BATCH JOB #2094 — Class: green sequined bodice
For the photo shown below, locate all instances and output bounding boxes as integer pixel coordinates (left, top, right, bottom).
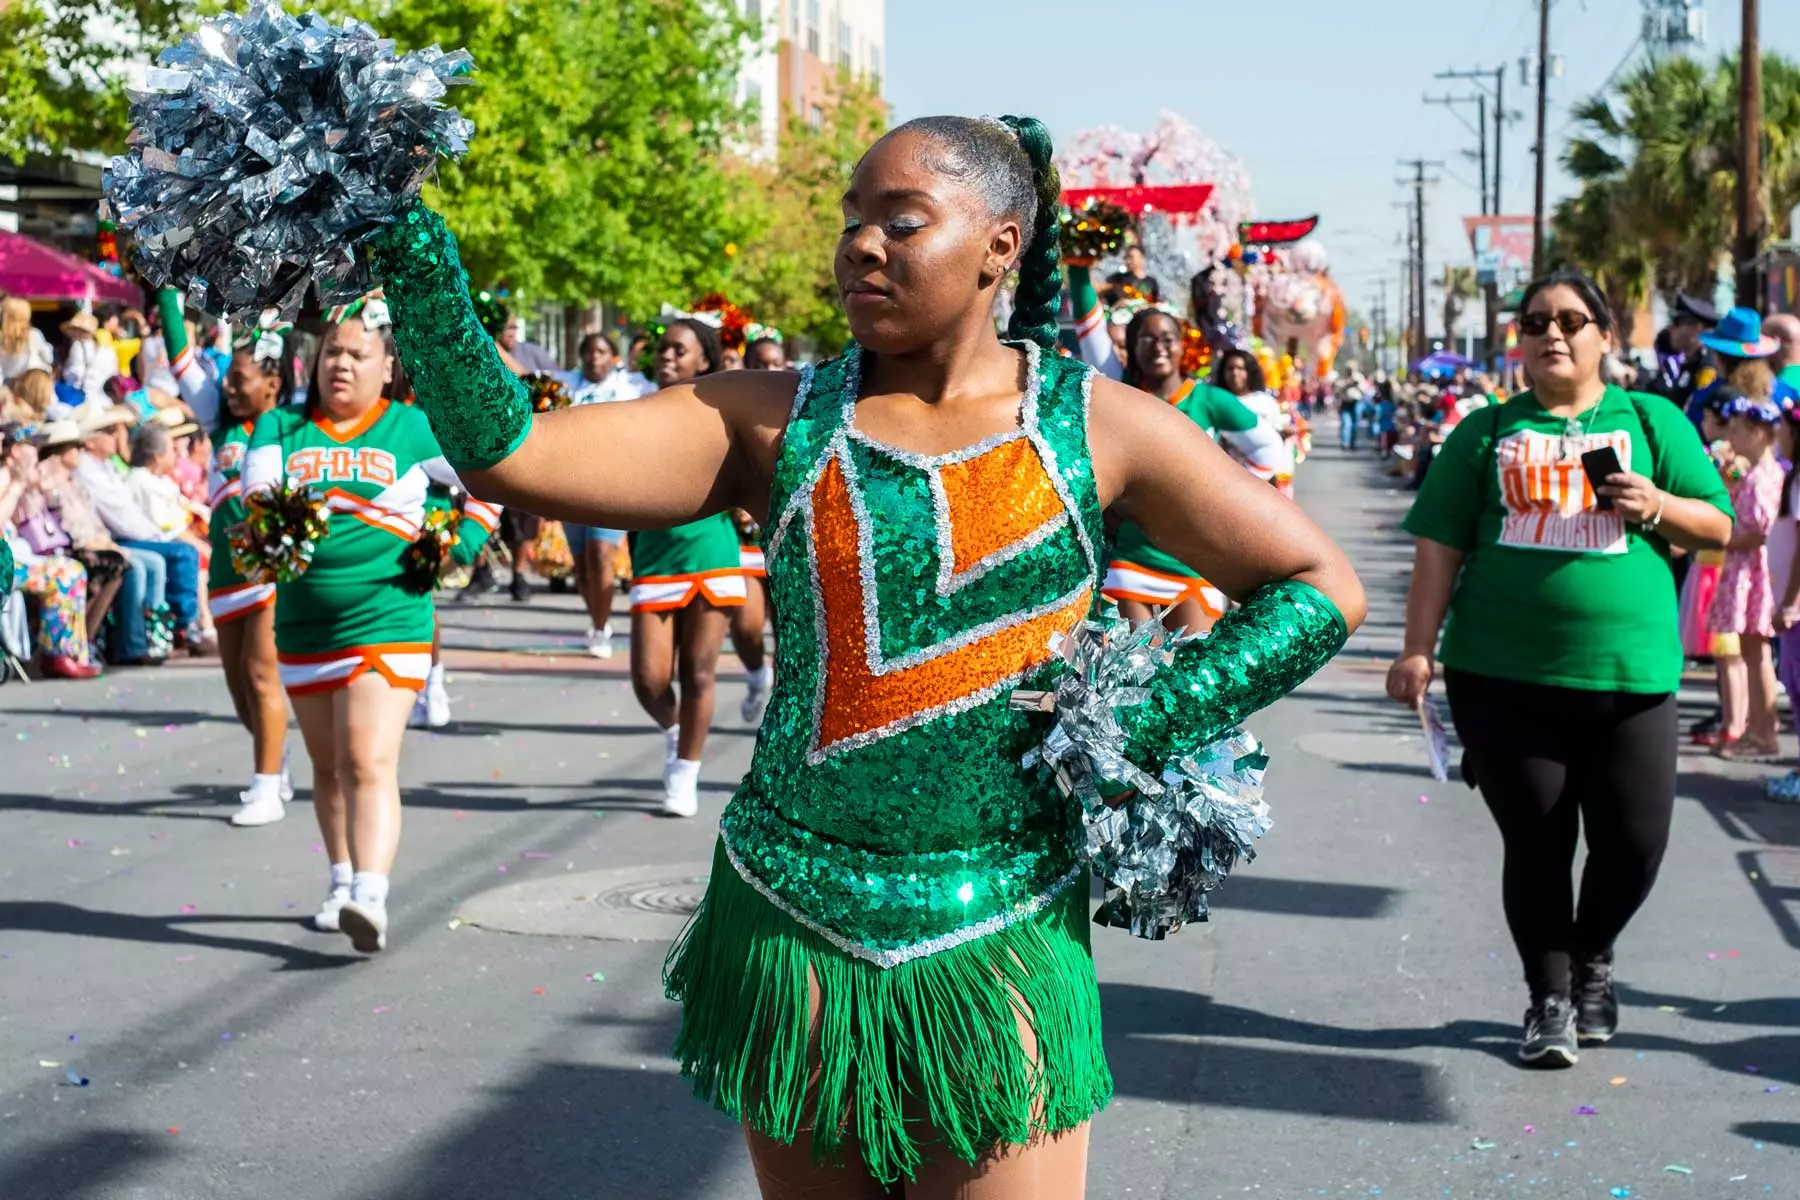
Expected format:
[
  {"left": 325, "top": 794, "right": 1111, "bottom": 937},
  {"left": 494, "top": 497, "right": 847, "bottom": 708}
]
[{"left": 719, "top": 343, "right": 1105, "bottom": 966}]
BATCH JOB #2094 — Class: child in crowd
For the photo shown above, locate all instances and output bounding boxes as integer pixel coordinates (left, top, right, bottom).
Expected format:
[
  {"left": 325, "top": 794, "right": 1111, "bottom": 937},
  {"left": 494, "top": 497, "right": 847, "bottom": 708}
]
[
  {"left": 1684, "top": 391, "right": 1739, "bottom": 743},
  {"left": 1707, "top": 370, "right": 1784, "bottom": 760},
  {"left": 1769, "top": 399, "right": 1800, "bottom": 798}
]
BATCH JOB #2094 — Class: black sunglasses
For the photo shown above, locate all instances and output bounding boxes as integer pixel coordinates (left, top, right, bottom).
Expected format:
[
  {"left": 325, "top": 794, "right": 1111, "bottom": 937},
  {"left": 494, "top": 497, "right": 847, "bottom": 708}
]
[{"left": 1520, "top": 310, "right": 1597, "bottom": 338}]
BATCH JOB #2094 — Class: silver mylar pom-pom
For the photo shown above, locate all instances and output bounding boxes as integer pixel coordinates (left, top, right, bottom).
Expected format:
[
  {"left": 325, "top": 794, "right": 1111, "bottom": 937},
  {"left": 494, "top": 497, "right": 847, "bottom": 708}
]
[
  {"left": 1012, "top": 610, "right": 1272, "bottom": 940},
  {"left": 104, "top": 0, "right": 474, "bottom": 321}
]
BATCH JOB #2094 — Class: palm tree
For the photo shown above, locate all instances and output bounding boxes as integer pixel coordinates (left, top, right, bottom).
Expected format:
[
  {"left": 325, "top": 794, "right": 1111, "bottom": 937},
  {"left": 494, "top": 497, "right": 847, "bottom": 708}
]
[
  {"left": 1557, "top": 52, "right": 1800, "bottom": 307},
  {"left": 1441, "top": 265, "right": 1478, "bottom": 344}
]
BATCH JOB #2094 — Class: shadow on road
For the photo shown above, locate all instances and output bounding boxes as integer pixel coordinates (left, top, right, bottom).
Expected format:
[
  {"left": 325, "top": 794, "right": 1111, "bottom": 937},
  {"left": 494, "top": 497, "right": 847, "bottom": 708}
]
[
  {"left": 407, "top": 780, "right": 736, "bottom": 816},
  {"left": 363, "top": 1015, "right": 742, "bottom": 1200},
  {"left": 0, "top": 1129, "right": 178, "bottom": 1200},
  {"left": 0, "top": 901, "right": 363, "bottom": 971},
  {"left": 1209, "top": 874, "right": 1402, "bottom": 919},
  {"left": 0, "top": 787, "right": 235, "bottom": 822},
  {"left": 1101, "top": 983, "right": 1465, "bottom": 1122}
]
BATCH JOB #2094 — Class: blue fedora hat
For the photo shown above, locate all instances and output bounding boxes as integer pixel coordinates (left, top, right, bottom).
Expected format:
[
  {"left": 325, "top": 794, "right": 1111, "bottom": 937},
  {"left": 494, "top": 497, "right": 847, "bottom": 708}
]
[{"left": 1699, "top": 306, "right": 1779, "bottom": 359}]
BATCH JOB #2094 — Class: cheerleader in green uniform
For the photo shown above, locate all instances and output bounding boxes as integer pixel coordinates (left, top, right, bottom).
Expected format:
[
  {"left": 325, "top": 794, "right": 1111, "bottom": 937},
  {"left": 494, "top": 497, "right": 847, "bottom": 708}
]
[
  {"left": 242, "top": 302, "right": 491, "bottom": 952},
  {"left": 375, "top": 115, "right": 1364, "bottom": 1195},
  {"left": 629, "top": 318, "right": 747, "bottom": 818},
  {"left": 209, "top": 320, "right": 301, "bottom": 827}
]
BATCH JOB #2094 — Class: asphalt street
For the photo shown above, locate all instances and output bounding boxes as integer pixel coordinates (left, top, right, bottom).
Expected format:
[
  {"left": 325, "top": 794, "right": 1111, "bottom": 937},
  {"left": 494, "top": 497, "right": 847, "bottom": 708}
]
[{"left": 1, "top": 444, "right": 1797, "bottom": 1200}]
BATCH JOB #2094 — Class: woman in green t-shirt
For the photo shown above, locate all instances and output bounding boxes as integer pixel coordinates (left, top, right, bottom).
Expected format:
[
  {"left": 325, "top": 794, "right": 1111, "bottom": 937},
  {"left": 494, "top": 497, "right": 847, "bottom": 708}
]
[{"left": 1387, "top": 270, "right": 1733, "bottom": 1069}]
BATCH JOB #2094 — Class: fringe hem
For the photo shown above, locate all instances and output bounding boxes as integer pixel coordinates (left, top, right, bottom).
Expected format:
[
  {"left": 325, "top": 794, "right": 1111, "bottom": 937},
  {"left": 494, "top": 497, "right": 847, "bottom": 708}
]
[{"left": 663, "top": 840, "right": 1112, "bottom": 1185}]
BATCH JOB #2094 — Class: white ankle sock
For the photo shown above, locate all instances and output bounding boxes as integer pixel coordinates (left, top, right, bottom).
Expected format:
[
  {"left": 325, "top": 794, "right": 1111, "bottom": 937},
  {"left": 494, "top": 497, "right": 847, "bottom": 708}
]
[
  {"left": 329, "top": 861, "right": 353, "bottom": 891},
  {"left": 427, "top": 663, "right": 445, "bottom": 692},
  {"left": 350, "top": 871, "right": 389, "bottom": 907},
  {"left": 249, "top": 773, "right": 283, "bottom": 799},
  {"left": 664, "top": 725, "right": 682, "bottom": 755},
  {"left": 747, "top": 665, "right": 773, "bottom": 690},
  {"left": 668, "top": 758, "right": 701, "bottom": 787}
]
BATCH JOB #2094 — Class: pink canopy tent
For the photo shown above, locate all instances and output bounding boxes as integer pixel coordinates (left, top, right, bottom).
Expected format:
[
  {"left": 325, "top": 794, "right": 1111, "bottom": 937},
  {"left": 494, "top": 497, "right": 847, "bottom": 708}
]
[{"left": 0, "top": 229, "right": 142, "bottom": 307}]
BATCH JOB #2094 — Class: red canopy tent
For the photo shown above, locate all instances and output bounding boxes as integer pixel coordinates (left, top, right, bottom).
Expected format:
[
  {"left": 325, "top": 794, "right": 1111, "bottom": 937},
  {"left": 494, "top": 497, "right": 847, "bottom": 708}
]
[
  {"left": 1061, "top": 184, "right": 1215, "bottom": 219},
  {"left": 0, "top": 229, "right": 142, "bottom": 307}
]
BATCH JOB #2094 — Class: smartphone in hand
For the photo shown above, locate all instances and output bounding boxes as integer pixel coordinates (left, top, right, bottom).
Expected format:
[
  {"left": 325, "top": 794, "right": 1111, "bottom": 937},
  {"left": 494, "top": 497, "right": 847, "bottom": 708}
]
[{"left": 1580, "top": 446, "right": 1625, "bottom": 511}]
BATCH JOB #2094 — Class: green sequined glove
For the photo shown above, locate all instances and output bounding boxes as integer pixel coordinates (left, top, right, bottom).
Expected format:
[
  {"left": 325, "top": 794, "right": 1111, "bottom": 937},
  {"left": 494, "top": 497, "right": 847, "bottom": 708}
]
[
  {"left": 0, "top": 538, "right": 13, "bottom": 601},
  {"left": 366, "top": 204, "right": 533, "bottom": 472},
  {"left": 1119, "top": 579, "right": 1347, "bottom": 766}
]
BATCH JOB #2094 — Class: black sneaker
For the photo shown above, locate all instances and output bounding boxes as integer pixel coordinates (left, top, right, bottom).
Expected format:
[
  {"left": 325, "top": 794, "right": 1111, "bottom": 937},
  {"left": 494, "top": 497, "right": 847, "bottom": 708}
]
[
  {"left": 1519, "top": 995, "right": 1579, "bottom": 1067},
  {"left": 458, "top": 565, "right": 496, "bottom": 602},
  {"left": 509, "top": 572, "right": 531, "bottom": 603},
  {"left": 1574, "top": 954, "right": 1619, "bottom": 1044}
]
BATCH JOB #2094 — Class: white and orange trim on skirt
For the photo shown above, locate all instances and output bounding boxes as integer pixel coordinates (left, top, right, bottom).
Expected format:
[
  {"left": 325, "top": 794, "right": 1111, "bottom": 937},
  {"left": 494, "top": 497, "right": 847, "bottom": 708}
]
[
  {"left": 629, "top": 568, "right": 748, "bottom": 613},
  {"left": 209, "top": 580, "right": 276, "bottom": 625},
  {"left": 1101, "top": 560, "right": 1227, "bottom": 621},
  {"left": 739, "top": 545, "right": 766, "bottom": 578},
  {"left": 278, "top": 642, "right": 434, "bottom": 695}
]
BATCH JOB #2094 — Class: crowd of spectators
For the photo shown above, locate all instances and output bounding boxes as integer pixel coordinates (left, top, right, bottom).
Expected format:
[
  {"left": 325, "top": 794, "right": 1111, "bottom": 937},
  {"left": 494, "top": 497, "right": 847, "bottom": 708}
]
[{"left": 1, "top": 293, "right": 227, "bottom": 681}]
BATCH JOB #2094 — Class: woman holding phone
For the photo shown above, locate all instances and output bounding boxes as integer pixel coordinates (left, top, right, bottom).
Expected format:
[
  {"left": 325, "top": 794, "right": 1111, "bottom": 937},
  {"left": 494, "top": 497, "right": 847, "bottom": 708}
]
[{"left": 1387, "top": 269, "right": 1733, "bottom": 1069}]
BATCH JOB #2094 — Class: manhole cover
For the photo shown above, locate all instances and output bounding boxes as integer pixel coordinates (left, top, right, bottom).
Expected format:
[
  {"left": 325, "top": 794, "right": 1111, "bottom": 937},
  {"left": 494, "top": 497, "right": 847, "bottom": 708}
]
[
  {"left": 456, "top": 861, "right": 712, "bottom": 941},
  {"left": 590, "top": 876, "right": 706, "bottom": 918}
]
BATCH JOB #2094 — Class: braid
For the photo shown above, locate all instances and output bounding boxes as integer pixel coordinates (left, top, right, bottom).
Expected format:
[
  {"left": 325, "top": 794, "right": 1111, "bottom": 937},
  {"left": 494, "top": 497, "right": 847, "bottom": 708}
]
[{"left": 999, "top": 115, "right": 1063, "bottom": 351}]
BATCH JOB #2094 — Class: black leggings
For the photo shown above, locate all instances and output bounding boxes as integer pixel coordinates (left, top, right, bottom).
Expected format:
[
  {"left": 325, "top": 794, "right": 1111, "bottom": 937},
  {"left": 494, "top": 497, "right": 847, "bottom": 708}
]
[{"left": 1444, "top": 668, "right": 1677, "bottom": 998}]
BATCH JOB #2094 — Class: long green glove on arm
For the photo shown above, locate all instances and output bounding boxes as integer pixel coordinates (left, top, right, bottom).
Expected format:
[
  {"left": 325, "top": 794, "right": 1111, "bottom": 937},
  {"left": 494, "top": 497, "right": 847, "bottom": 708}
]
[
  {"left": 366, "top": 205, "right": 533, "bottom": 473},
  {"left": 0, "top": 539, "right": 13, "bottom": 602},
  {"left": 1120, "top": 579, "right": 1347, "bottom": 768}
]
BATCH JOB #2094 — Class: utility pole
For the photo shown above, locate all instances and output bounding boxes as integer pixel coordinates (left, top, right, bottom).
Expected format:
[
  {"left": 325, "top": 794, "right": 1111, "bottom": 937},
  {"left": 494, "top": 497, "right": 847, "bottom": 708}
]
[
  {"left": 1376, "top": 280, "right": 1387, "bottom": 372},
  {"left": 1439, "top": 64, "right": 1511, "bottom": 367},
  {"left": 1532, "top": 0, "right": 1552, "bottom": 274},
  {"left": 1398, "top": 160, "right": 1443, "bottom": 364},
  {"left": 1737, "top": 0, "right": 1764, "bottom": 308}
]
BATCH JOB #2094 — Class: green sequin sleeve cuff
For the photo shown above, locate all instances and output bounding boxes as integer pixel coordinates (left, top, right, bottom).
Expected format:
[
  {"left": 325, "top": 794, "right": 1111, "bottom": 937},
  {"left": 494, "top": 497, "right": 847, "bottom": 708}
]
[
  {"left": 366, "top": 204, "right": 533, "bottom": 472},
  {"left": 1120, "top": 579, "right": 1347, "bottom": 765}
]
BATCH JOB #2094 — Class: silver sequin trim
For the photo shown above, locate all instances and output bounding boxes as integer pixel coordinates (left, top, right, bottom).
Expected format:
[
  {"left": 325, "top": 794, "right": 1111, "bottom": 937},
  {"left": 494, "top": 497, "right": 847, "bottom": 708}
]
[
  {"left": 719, "top": 833, "right": 1083, "bottom": 970},
  {"left": 762, "top": 364, "right": 820, "bottom": 566},
  {"left": 1028, "top": 364, "right": 1102, "bottom": 582}
]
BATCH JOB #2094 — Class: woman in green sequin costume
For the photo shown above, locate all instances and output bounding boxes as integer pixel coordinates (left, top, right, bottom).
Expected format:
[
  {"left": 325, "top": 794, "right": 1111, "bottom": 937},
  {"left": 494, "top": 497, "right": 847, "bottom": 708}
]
[{"left": 371, "top": 115, "right": 1365, "bottom": 1197}]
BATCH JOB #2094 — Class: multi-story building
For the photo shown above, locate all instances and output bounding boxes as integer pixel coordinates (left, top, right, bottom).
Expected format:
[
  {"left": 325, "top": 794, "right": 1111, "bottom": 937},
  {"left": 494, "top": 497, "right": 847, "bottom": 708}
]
[{"left": 735, "top": 0, "right": 886, "bottom": 159}]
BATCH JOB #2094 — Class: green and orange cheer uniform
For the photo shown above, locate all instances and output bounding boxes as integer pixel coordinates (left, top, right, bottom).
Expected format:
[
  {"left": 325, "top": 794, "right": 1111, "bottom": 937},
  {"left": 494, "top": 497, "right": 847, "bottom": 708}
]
[
  {"left": 628, "top": 514, "right": 747, "bottom": 612},
  {"left": 208, "top": 409, "right": 303, "bottom": 624},
  {"left": 242, "top": 398, "right": 490, "bottom": 694}
]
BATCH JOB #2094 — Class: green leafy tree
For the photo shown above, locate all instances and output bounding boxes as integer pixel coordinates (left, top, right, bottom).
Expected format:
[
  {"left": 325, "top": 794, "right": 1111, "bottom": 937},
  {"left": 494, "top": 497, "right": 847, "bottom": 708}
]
[
  {"left": 726, "top": 71, "right": 887, "bottom": 349},
  {"left": 0, "top": 0, "right": 188, "bottom": 164},
  {"left": 336, "top": 0, "right": 761, "bottom": 312}
]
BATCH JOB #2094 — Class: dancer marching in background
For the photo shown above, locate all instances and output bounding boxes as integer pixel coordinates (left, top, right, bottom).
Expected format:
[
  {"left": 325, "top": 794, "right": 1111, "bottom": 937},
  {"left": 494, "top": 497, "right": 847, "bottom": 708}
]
[
  {"left": 242, "top": 304, "right": 491, "bottom": 952},
  {"left": 210, "top": 318, "right": 298, "bottom": 826},
  {"left": 371, "top": 112, "right": 1361, "bottom": 1197},
  {"left": 729, "top": 327, "right": 788, "bottom": 722},
  {"left": 625, "top": 318, "right": 746, "bottom": 817},
  {"left": 1067, "top": 264, "right": 1287, "bottom": 632}
]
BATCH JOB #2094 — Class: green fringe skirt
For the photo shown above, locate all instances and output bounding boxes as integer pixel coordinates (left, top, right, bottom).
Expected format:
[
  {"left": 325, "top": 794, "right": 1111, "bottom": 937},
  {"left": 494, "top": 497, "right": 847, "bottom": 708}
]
[{"left": 663, "top": 839, "right": 1113, "bottom": 1185}]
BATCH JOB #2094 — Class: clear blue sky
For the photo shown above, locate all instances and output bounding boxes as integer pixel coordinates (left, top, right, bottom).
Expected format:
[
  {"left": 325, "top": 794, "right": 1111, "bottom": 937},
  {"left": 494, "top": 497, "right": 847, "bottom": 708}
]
[{"left": 886, "top": 0, "right": 1800, "bottom": 320}]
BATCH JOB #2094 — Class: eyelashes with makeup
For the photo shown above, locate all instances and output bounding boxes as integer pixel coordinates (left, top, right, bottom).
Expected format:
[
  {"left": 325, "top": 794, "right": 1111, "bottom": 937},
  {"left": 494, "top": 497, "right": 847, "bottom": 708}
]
[{"left": 839, "top": 218, "right": 926, "bottom": 237}]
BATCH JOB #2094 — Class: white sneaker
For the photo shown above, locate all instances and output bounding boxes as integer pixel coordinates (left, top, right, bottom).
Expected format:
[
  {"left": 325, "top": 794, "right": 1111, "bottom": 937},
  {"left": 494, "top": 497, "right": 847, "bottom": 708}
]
[
  {"left": 425, "top": 685, "right": 451, "bottom": 729},
  {"left": 662, "top": 759, "right": 700, "bottom": 818},
  {"left": 312, "top": 886, "right": 351, "bottom": 932},
  {"left": 338, "top": 898, "right": 388, "bottom": 953},
  {"left": 231, "top": 791, "right": 286, "bottom": 827},
  {"left": 740, "top": 667, "right": 773, "bottom": 725},
  {"left": 407, "top": 692, "right": 429, "bottom": 729},
  {"left": 586, "top": 626, "right": 614, "bottom": 659}
]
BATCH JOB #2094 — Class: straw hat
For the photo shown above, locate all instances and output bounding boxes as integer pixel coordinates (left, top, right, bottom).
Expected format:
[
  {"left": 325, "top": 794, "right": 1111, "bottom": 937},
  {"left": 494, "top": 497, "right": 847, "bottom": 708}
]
[
  {"left": 75, "top": 402, "right": 138, "bottom": 437},
  {"left": 35, "top": 419, "right": 83, "bottom": 450},
  {"left": 60, "top": 311, "right": 99, "bottom": 336}
]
